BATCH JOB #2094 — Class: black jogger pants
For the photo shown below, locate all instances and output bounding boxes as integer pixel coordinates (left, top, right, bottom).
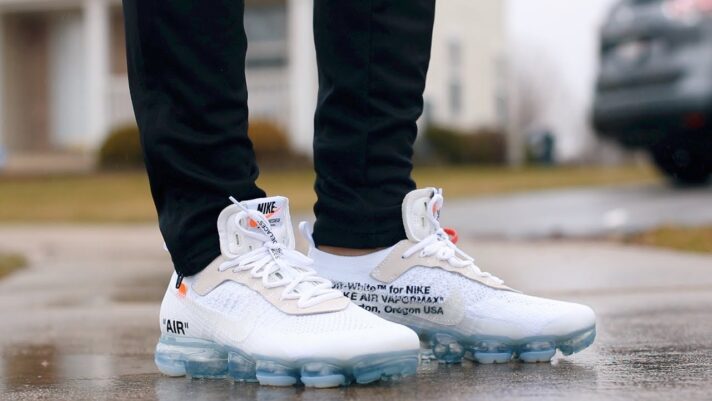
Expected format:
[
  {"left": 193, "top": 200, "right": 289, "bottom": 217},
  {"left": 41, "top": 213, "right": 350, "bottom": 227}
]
[{"left": 123, "top": 0, "right": 435, "bottom": 276}]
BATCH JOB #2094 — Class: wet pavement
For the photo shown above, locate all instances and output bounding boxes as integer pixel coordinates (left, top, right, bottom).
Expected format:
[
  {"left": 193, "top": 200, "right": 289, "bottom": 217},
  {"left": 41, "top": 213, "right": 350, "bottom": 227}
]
[
  {"left": 1, "top": 224, "right": 711, "bottom": 400},
  {"left": 443, "top": 183, "right": 712, "bottom": 239}
]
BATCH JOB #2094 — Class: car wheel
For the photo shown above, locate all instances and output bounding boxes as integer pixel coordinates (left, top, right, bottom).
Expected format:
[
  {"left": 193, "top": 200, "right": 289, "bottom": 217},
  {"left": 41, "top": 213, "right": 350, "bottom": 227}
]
[{"left": 650, "top": 135, "right": 712, "bottom": 185}]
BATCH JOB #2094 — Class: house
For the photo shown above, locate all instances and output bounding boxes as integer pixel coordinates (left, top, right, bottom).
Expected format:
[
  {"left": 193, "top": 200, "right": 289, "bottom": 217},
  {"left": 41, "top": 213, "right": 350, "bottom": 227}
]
[
  {"left": 426, "top": 0, "right": 506, "bottom": 133},
  {"left": 0, "top": 0, "right": 505, "bottom": 161}
]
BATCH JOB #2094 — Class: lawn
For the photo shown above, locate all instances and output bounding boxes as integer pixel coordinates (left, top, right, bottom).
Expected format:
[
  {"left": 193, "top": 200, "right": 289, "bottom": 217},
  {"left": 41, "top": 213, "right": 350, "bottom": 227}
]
[
  {"left": 626, "top": 226, "right": 712, "bottom": 254},
  {"left": 0, "top": 253, "right": 26, "bottom": 280},
  {"left": 0, "top": 164, "right": 659, "bottom": 223}
]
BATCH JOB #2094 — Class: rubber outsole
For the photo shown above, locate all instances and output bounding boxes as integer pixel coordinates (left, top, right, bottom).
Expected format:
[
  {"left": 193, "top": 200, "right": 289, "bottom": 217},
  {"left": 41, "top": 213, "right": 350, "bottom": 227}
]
[
  {"left": 154, "top": 335, "right": 419, "bottom": 388},
  {"left": 418, "top": 325, "right": 596, "bottom": 364}
]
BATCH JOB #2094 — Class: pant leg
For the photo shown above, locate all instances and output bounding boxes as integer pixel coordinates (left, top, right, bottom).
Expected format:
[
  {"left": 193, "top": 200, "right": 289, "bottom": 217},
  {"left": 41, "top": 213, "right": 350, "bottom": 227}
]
[
  {"left": 123, "top": 0, "right": 265, "bottom": 276},
  {"left": 312, "top": 0, "right": 435, "bottom": 248}
]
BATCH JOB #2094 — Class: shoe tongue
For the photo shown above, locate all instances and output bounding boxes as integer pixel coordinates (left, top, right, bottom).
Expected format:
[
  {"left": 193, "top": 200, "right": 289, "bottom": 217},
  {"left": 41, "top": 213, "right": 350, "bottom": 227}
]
[
  {"left": 241, "top": 196, "right": 290, "bottom": 243},
  {"left": 402, "top": 188, "right": 441, "bottom": 242},
  {"left": 241, "top": 197, "right": 323, "bottom": 295},
  {"left": 218, "top": 196, "right": 295, "bottom": 258}
]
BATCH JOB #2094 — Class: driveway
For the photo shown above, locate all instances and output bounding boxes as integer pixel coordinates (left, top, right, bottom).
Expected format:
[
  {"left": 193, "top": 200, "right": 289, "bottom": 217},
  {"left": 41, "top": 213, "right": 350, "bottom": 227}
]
[{"left": 0, "top": 225, "right": 711, "bottom": 400}]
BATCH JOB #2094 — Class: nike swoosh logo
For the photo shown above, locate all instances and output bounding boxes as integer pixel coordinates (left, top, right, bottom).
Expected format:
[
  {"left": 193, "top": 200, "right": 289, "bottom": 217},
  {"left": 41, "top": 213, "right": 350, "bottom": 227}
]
[{"left": 248, "top": 207, "right": 281, "bottom": 228}]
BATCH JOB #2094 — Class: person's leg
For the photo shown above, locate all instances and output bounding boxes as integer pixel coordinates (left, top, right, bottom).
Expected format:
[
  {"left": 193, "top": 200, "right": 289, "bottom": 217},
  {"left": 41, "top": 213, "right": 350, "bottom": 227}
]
[
  {"left": 124, "top": 3, "right": 421, "bottom": 387},
  {"left": 306, "top": 1, "right": 597, "bottom": 366},
  {"left": 123, "top": 0, "right": 264, "bottom": 276},
  {"left": 312, "top": 0, "right": 436, "bottom": 252}
]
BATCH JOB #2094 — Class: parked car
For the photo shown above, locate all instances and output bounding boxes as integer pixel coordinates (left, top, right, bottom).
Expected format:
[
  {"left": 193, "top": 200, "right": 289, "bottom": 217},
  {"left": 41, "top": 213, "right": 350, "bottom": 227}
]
[{"left": 593, "top": 0, "right": 712, "bottom": 184}]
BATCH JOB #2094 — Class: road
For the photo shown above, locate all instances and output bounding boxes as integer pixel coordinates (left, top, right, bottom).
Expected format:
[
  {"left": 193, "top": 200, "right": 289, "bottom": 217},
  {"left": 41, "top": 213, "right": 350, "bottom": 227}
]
[
  {"left": 0, "top": 224, "right": 711, "bottom": 400},
  {"left": 441, "top": 183, "right": 712, "bottom": 239}
]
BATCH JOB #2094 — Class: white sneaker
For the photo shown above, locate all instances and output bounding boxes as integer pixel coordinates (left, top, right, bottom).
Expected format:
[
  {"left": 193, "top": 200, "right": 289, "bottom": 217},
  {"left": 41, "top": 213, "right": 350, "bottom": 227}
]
[
  {"left": 155, "top": 196, "right": 419, "bottom": 387},
  {"left": 303, "top": 188, "right": 596, "bottom": 364}
]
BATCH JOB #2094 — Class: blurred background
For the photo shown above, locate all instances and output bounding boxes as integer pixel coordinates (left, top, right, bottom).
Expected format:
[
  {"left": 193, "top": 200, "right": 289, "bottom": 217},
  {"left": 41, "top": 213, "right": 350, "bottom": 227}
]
[
  {"left": 1, "top": 0, "right": 621, "bottom": 168},
  {"left": 0, "top": 1, "right": 711, "bottom": 399},
  {"left": 0, "top": 0, "right": 710, "bottom": 243}
]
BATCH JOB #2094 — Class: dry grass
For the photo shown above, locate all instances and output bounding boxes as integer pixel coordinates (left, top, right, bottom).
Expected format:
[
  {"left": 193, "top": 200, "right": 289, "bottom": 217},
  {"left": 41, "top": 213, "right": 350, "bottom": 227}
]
[
  {"left": 0, "top": 164, "right": 658, "bottom": 223},
  {"left": 626, "top": 226, "right": 712, "bottom": 254},
  {"left": 0, "top": 253, "right": 26, "bottom": 280}
]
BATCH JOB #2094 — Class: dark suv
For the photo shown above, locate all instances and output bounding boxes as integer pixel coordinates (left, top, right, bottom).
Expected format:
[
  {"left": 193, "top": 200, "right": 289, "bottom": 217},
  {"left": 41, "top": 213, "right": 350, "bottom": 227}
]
[{"left": 593, "top": 0, "right": 712, "bottom": 184}]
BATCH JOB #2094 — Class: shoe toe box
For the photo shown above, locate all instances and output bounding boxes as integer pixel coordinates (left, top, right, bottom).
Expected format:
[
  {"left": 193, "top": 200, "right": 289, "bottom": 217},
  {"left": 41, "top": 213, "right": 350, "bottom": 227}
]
[
  {"left": 252, "top": 304, "right": 420, "bottom": 362},
  {"left": 539, "top": 301, "right": 596, "bottom": 337},
  {"left": 473, "top": 292, "right": 596, "bottom": 340}
]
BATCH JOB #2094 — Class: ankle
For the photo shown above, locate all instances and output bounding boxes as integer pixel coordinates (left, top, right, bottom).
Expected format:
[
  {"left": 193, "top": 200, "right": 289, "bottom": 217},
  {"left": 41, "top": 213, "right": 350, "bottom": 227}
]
[{"left": 317, "top": 245, "right": 385, "bottom": 257}]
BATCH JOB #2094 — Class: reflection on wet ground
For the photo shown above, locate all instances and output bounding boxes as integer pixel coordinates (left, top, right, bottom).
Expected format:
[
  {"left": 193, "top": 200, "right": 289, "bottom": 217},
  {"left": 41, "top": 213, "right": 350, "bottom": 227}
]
[
  {"left": 0, "top": 226, "right": 711, "bottom": 400},
  {"left": 1, "top": 348, "right": 602, "bottom": 401},
  {"left": 3, "top": 345, "right": 59, "bottom": 389},
  {"left": 3, "top": 290, "right": 711, "bottom": 401}
]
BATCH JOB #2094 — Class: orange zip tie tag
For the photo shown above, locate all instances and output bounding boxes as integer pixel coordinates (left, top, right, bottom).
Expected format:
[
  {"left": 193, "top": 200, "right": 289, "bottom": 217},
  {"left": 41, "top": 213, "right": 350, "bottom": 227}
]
[{"left": 443, "top": 228, "right": 459, "bottom": 244}]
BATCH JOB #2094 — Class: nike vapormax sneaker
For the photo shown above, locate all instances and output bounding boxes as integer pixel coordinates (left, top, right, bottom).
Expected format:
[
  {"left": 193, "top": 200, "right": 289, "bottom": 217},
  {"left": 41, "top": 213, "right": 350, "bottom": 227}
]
[
  {"left": 304, "top": 188, "right": 596, "bottom": 365},
  {"left": 155, "top": 196, "right": 419, "bottom": 387}
]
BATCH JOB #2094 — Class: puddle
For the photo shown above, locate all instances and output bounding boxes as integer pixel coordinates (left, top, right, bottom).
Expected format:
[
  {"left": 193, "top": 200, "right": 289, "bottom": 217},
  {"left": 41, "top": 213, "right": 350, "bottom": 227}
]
[
  {"left": 0, "top": 342, "right": 155, "bottom": 395},
  {"left": 0, "top": 340, "right": 599, "bottom": 400},
  {"left": 2, "top": 344, "right": 59, "bottom": 390},
  {"left": 2, "top": 338, "right": 710, "bottom": 401}
]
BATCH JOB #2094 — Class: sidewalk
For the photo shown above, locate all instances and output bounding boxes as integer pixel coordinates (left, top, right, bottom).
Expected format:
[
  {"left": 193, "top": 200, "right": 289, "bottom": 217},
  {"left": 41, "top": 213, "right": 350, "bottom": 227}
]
[
  {"left": 1, "top": 225, "right": 711, "bottom": 400},
  {"left": 441, "top": 183, "right": 712, "bottom": 239}
]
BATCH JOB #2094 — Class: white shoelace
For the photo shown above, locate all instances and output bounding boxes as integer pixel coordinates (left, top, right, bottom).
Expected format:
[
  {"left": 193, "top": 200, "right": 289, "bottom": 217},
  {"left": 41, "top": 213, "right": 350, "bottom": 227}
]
[
  {"left": 402, "top": 189, "right": 504, "bottom": 285},
  {"left": 218, "top": 197, "right": 343, "bottom": 309}
]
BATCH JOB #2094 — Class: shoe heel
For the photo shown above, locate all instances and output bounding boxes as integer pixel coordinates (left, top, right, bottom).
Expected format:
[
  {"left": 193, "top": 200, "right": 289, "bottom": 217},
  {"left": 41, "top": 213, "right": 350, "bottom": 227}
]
[{"left": 154, "top": 335, "right": 228, "bottom": 378}]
